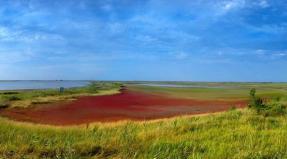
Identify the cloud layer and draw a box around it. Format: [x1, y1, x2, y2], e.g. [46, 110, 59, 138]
[0, 0, 286, 81]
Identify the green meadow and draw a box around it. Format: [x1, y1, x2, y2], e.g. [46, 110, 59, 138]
[0, 82, 287, 158]
[129, 82, 287, 101]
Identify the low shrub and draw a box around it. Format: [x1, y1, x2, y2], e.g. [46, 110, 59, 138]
[1, 92, 19, 95]
[265, 102, 286, 116]
[0, 101, 10, 109]
[4, 95, 21, 101]
[248, 88, 286, 116]
[0, 96, 10, 108]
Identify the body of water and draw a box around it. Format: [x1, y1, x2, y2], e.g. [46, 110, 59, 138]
[0, 81, 91, 91]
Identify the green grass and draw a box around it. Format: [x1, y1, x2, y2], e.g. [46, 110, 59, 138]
[0, 82, 122, 108]
[128, 83, 287, 101]
[2, 109, 287, 158]
[126, 81, 287, 89]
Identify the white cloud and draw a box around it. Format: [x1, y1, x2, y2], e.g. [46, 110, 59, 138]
[0, 50, 35, 63]
[223, 1, 240, 11]
[215, 0, 270, 16]
[130, 12, 175, 29]
[217, 0, 246, 15]
[108, 23, 126, 34]
[170, 52, 189, 60]
[0, 26, 18, 41]
[135, 35, 158, 43]
[222, 0, 271, 11]
[277, 53, 287, 56]
[101, 3, 112, 11]
[176, 52, 189, 60]
[254, 49, 287, 59]
[198, 58, 232, 64]
[258, 0, 269, 8]
[0, 25, 64, 43]
[255, 49, 266, 55]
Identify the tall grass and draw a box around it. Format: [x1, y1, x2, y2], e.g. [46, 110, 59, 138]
[1, 109, 287, 158]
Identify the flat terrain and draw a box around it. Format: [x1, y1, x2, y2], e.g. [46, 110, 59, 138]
[1, 82, 287, 125]
[128, 82, 287, 101]
[0, 87, 245, 125]
[0, 82, 287, 158]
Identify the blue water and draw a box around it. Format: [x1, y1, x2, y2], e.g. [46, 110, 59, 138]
[0, 81, 91, 90]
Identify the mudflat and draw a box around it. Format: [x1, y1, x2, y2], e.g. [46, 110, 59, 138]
[0, 88, 246, 125]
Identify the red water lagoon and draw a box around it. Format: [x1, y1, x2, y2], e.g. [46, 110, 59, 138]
[0, 88, 246, 125]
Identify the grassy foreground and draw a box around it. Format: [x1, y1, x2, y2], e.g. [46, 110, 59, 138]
[1, 109, 287, 158]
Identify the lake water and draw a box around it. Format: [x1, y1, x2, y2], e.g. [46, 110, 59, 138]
[0, 81, 91, 91]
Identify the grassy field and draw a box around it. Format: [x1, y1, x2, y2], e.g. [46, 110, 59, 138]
[128, 82, 287, 103]
[0, 82, 287, 158]
[2, 109, 287, 158]
[0, 82, 122, 108]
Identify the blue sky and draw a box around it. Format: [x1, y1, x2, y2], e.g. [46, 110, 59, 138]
[0, 0, 286, 81]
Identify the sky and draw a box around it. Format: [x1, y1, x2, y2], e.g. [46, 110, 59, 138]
[0, 0, 286, 81]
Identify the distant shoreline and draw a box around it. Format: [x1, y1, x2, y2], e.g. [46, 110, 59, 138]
[0, 81, 91, 91]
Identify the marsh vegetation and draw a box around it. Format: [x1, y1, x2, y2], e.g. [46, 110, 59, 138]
[0, 82, 286, 158]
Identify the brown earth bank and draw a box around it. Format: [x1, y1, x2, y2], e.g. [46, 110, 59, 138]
[0, 88, 247, 125]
